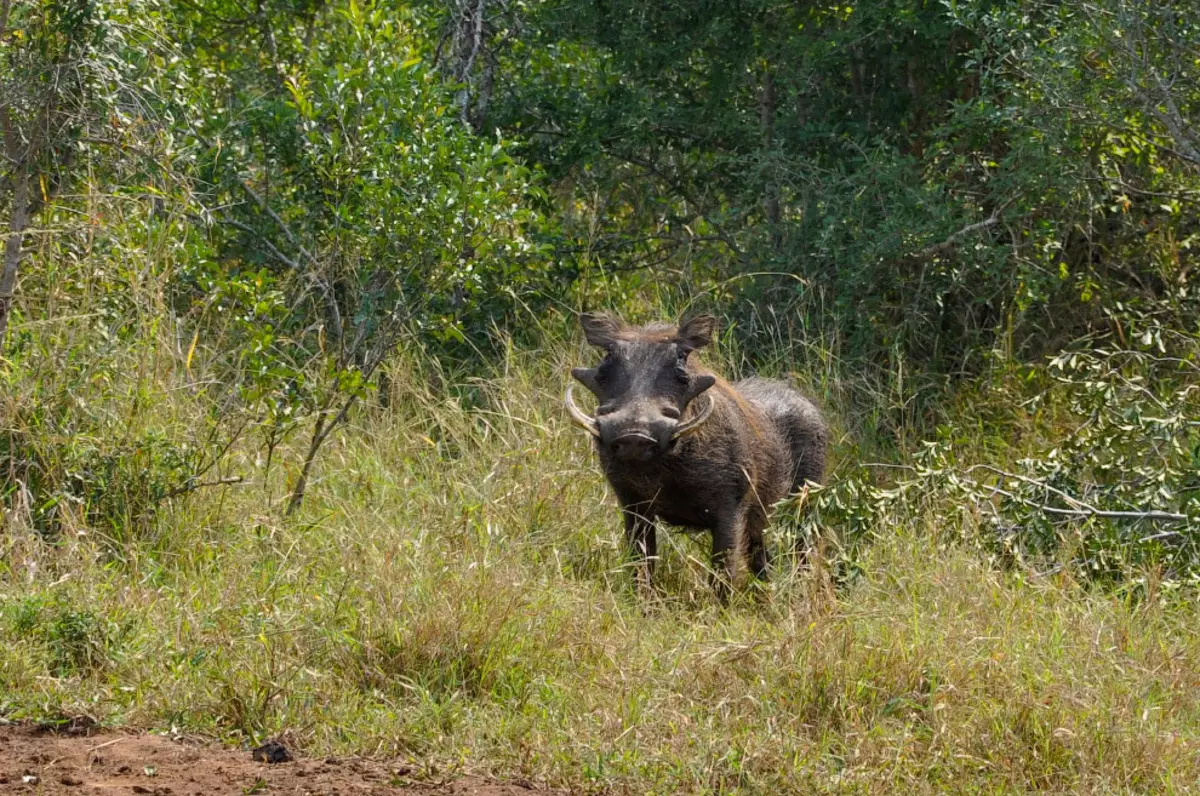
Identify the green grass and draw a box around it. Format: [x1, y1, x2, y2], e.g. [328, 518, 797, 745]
[2, 333, 1198, 794]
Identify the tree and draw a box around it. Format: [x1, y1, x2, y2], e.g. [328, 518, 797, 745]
[488, 0, 1198, 376]
[158, 0, 550, 513]
[1, 0, 105, 342]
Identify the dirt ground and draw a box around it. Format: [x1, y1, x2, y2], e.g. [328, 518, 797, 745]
[0, 724, 559, 796]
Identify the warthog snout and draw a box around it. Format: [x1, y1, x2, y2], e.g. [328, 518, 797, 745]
[609, 430, 658, 461]
[565, 378, 716, 461]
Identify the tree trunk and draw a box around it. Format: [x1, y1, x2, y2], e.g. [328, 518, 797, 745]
[471, 55, 496, 133]
[760, 68, 781, 249]
[285, 411, 327, 516]
[453, 0, 488, 128]
[0, 163, 31, 344]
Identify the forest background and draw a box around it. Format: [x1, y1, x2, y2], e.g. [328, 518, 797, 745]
[2, 0, 1198, 791]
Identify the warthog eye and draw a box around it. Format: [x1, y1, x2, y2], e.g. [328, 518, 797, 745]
[662, 406, 681, 420]
[674, 350, 689, 379]
[596, 403, 617, 416]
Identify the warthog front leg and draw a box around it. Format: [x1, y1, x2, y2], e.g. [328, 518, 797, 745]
[709, 509, 748, 603]
[621, 505, 657, 596]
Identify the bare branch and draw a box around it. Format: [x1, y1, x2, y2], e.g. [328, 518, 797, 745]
[861, 462, 1192, 524]
[964, 464, 1190, 523]
[1131, 67, 1200, 167]
[163, 475, 246, 500]
[0, 163, 31, 342]
[217, 218, 301, 270]
[911, 196, 1016, 260]
[283, 288, 414, 516]
[1140, 530, 1183, 544]
[236, 179, 320, 267]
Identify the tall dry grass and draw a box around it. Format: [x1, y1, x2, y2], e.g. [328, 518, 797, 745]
[3, 308, 1198, 793]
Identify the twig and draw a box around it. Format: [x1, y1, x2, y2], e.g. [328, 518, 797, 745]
[911, 195, 1019, 260]
[966, 464, 1096, 512]
[964, 466, 1189, 523]
[235, 180, 321, 267]
[861, 461, 1191, 523]
[87, 737, 127, 754]
[205, 215, 301, 270]
[184, 126, 320, 269]
[1139, 530, 1184, 544]
[284, 318, 410, 516]
[163, 475, 245, 500]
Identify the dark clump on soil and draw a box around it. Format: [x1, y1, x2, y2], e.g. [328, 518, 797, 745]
[0, 724, 557, 795]
[252, 739, 294, 764]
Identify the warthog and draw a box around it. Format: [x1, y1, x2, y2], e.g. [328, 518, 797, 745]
[564, 312, 827, 598]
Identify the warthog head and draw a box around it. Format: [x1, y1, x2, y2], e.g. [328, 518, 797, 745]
[565, 313, 718, 461]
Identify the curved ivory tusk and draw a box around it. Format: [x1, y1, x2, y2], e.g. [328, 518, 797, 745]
[671, 392, 714, 439]
[564, 382, 601, 438]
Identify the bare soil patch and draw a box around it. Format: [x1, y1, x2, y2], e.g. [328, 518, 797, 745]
[0, 725, 557, 795]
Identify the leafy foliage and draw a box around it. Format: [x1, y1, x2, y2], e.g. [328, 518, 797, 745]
[2, 4, 1198, 790]
[803, 308, 1199, 586]
[490, 0, 1200, 377]
[2, 0, 1198, 604]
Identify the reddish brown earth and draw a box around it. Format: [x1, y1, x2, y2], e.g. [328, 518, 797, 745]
[0, 724, 559, 796]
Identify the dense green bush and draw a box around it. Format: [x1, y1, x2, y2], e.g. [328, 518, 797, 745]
[487, 0, 1200, 377]
[803, 305, 1199, 586]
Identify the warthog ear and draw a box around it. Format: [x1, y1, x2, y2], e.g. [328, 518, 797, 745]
[684, 374, 716, 403]
[571, 367, 601, 395]
[580, 312, 622, 350]
[676, 314, 717, 352]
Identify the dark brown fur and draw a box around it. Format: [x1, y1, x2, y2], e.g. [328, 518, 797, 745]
[569, 313, 827, 599]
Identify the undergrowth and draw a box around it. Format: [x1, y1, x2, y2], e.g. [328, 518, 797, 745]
[2, 311, 1198, 794]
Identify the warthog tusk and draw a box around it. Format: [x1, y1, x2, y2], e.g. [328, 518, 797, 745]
[564, 382, 601, 438]
[671, 393, 714, 439]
